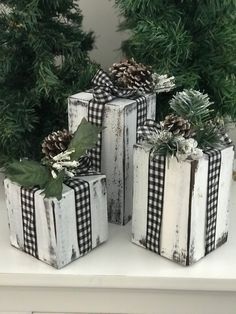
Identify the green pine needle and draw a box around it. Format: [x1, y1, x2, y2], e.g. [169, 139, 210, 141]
[194, 123, 222, 150]
[115, 0, 236, 118]
[0, 0, 97, 160]
[169, 89, 213, 125]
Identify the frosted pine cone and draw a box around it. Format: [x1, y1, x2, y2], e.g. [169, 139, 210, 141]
[42, 129, 73, 159]
[162, 114, 192, 138]
[109, 58, 154, 92]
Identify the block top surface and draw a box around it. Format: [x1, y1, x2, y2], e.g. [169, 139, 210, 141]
[69, 91, 154, 109]
[134, 143, 234, 162]
[4, 174, 106, 202]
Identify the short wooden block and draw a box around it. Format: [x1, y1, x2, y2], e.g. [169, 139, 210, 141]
[132, 144, 234, 265]
[68, 92, 156, 225]
[4, 175, 108, 269]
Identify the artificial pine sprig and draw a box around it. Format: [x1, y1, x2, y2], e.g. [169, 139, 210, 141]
[194, 123, 223, 150]
[144, 89, 231, 160]
[2, 119, 101, 200]
[169, 89, 213, 125]
[148, 130, 203, 161]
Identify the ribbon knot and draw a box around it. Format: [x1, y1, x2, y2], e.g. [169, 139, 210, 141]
[137, 119, 161, 143]
[92, 69, 138, 104]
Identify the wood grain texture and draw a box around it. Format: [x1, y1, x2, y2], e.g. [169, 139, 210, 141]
[4, 180, 24, 249]
[215, 147, 235, 248]
[160, 157, 191, 265]
[68, 92, 156, 225]
[81, 175, 108, 249]
[4, 175, 108, 269]
[188, 157, 208, 264]
[132, 145, 234, 266]
[132, 145, 150, 248]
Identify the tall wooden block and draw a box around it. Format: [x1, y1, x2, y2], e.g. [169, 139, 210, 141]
[132, 144, 234, 265]
[68, 92, 156, 225]
[4, 175, 108, 269]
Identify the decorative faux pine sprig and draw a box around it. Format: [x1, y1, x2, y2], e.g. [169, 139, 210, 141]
[143, 89, 231, 161]
[152, 73, 175, 94]
[46, 149, 80, 179]
[169, 89, 213, 125]
[148, 130, 203, 162]
[109, 58, 175, 94]
[3, 119, 102, 200]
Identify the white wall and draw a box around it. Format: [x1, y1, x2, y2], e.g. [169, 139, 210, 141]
[79, 0, 128, 69]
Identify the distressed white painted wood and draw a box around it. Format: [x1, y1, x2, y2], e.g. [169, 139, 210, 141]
[132, 145, 149, 247]
[83, 175, 108, 248]
[132, 144, 234, 265]
[189, 156, 208, 263]
[4, 181, 24, 249]
[161, 157, 191, 264]
[215, 148, 235, 247]
[68, 92, 156, 225]
[4, 175, 108, 269]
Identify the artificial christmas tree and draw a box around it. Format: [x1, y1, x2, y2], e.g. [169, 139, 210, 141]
[115, 0, 236, 119]
[0, 0, 97, 163]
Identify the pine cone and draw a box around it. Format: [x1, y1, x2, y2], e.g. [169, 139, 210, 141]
[109, 58, 154, 92]
[42, 129, 73, 159]
[162, 114, 192, 138]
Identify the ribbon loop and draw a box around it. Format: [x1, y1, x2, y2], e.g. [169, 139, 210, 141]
[137, 119, 161, 143]
[75, 155, 92, 175]
[91, 69, 138, 104]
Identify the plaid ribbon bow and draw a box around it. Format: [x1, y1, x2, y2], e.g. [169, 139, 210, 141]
[91, 69, 138, 104]
[88, 69, 148, 171]
[75, 155, 92, 175]
[137, 119, 161, 143]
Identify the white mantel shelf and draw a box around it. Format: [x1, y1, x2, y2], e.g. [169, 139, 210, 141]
[0, 176, 236, 314]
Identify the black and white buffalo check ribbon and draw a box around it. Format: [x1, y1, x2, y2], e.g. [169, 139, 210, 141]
[137, 119, 161, 143]
[20, 178, 92, 258]
[204, 149, 221, 255]
[65, 178, 92, 255]
[136, 96, 148, 131]
[88, 69, 148, 171]
[21, 187, 40, 258]
[146, 151, 166, 253]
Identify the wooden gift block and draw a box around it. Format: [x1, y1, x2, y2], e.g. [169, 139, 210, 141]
[4, 175, 108, 269]
[132, 144, 234, 266]
[68, 92, 156, 225]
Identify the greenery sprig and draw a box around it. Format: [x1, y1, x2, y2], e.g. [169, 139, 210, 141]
[145, 89, 231, 160]
[2, 118, 101, 200]
[169, 89, 213, 125]
[169, 89, 225, 150]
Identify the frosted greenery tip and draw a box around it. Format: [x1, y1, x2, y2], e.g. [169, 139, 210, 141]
[169, 89, 213, 125]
